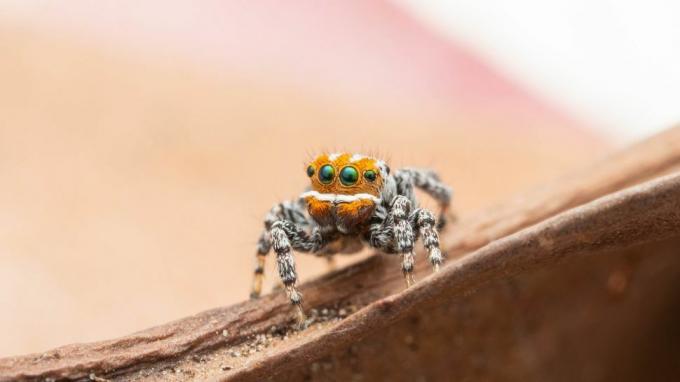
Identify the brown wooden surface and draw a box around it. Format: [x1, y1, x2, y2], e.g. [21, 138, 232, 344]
[1, 126, 679, 381]
[226, 172, 680, 382]
[274, 234, 680, 381]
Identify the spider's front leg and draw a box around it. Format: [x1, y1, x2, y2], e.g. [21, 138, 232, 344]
[250, 200, 310, 299]
[270, 220, 325, 325]
[411, 208, 443, 272]
[391, 195, 417, 287]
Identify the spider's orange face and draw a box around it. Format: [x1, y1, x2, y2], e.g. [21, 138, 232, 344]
[305, 153, 385, 196]
[302, 153, 388, 231]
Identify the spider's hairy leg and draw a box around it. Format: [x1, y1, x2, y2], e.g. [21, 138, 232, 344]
[250, 230, 270, 299]
[270, 220, 325, 326]
[250, 200, 309, 299]
[396, 168, 453, 229]
[412, 208, 443, 272]
[391, 195, 417, 288]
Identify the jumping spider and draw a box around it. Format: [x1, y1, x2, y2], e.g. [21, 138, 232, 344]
[250, 153, 452, 324]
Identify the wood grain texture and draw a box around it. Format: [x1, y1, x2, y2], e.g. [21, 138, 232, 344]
[1, 126, 679, 382]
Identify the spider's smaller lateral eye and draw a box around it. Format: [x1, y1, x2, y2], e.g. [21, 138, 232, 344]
[364, 170, 377, 182]
[318, 164, 335, 184]
[306, 165, 315, 177]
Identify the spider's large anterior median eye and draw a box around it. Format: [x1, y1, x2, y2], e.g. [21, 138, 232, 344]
[363, 169, 377, 182]
[318, 164, 335, 184]
[306, 165, 315, 177]
[339, 166, 359, 186]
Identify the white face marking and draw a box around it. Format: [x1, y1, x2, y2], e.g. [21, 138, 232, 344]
[376, 160, 388, 177]
[328, 153, 342, 161]
[350, 154, 366, 162]
[300, 190, 381, 204]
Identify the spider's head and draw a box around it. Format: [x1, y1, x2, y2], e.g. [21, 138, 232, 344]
[305, 153, 389, 197]
[302, 153, 390, 231]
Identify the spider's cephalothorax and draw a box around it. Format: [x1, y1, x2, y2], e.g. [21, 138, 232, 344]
[303, 153, 386, 234]
[250, 153, 453, 325]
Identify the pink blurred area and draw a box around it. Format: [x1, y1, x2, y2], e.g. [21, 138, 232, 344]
[0, 1, 604, 356]
[9, 0, 563, 114]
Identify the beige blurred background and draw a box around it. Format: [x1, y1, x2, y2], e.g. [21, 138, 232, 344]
[0, 1, 609, 356]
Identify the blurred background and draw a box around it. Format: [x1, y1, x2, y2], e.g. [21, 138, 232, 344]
[0, 1, 677, 356]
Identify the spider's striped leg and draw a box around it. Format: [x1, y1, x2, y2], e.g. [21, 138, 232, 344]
[270, 220, 325, 326]
[395, 168, 453, 229]
[364, 205, 392, 251]
[250, 230, 270, 299]
[412, 208, 443, 272]
[391, 195, 417, 288]
[250, 200, 309, 299]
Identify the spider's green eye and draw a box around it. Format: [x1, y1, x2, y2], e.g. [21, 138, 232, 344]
[306, 165, 315, 177]
[364, 169, 377, 182]
[339, 166, 359, 186]
[318, 164, 335, 184]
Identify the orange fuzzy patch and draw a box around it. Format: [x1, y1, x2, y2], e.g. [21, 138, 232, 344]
[335, 198, 376, 227]
[305, 196, 334, 226]
[306, 153, 384, 196]
[304, 195, 376, 229]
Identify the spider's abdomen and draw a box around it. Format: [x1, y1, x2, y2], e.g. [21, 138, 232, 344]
[303, 192, 378, 233]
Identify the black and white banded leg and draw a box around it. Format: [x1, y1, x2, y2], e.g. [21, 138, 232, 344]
[250, 200, 310, 299]
[396, 168, 453, 229]
[364, 205, 394, 255]
[391, 195, 417, 287]
[412, 208, 443, 272]
[270, 220, 325, 325]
